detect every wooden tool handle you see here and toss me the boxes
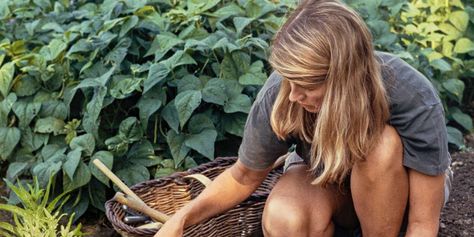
[92,159,145,205]
[114,192,170,223]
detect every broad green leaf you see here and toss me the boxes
[12,76,40,97]
[244,0,275,19]
[451,110,473,131]
[144,63,170,93]
[105,135,128,157]
[127,140,162,167]
[67,39,92,55]
[62,189,89,222]
[136,86,164,130]
[427,51,443,61]
[188,113,214,134]
[145,34,184,59]
[223,78,243,97]
[63,148,82,180]
[154,167,175,178]
[175,90,202,128]
[454,38,474,54]
[0,127,20,160]
[177,75,203,93]
[101,17,126,32]
[115,164,149,187]
[184,157,197,170]
[449,11,469,32]
[33,0,51,10]
[233,17,253,35]
[446,126,464,148]
[63,161,91,191]
[88,179,106,212]
[222,112,247,137]
[41,144,67,162]
[110,77,142,99]
[430,59,452,72]
[0,1,10,20]
[179,24,209,40]
[32,160,62,187]
[120,15,139,37]
[202,78,227,105]
[221,52,250,80]
[20,128,48,152]
[188,0,220,13]
[239,60,266,85]
[211,3,245,22]
[70,133,95,157]
[185,129,217,159]
[119,117,143,142]
[161,101,180,133]
[442,41,454,57]
[46,39,67,61]
[25,20,40,36]
[439,23,463,41]
[90,31,117,50]
[82,86,106,140]
[34,117,65,135]
[162,50,197,69]
[76,66,115,89]
[224,94,251,113]
[12,101,41,128]
[89,151,114,186]
[39,100,68,120]
[6,162,29,181]
[442,79,465,102]
[0,93,16,127]
[104,38,131,65]
[0,62,15,98]
[167,130,190,167]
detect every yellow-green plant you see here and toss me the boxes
[0,176,84,237]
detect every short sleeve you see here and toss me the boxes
[390,102,451,175]
[383,53,451,175]
[238,73,289,170]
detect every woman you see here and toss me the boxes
[155,0,452,236]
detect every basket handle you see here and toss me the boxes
[183,174,212,187]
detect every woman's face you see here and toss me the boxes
[288,80,327,113]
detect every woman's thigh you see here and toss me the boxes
[262,164,359,236]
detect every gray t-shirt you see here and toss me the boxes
[238,51,451,176]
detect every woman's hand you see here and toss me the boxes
[153,212,186,237]
[154,160,272,237]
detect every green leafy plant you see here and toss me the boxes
[0,0,292,218]
[0,176,84,237]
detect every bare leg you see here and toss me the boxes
[351,126,409,237]
[262,165,357,237]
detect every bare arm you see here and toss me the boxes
[405,169,445,237]
[154,160,273,237]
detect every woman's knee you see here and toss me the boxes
[353,125,405,181]
[262,195,334,237]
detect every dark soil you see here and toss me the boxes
[1,138,474,236]
[438,136,474,236]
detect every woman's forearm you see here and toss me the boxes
[176,160,273,228]
[405,169,445,237]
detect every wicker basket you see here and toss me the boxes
[105,157,283,237]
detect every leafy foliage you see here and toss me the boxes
[0,176,84,237]
[0,0,292,218]
[0,0,472,219]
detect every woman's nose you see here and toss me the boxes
[289,87,305,103]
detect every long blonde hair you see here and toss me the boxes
[269,0,390,186]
